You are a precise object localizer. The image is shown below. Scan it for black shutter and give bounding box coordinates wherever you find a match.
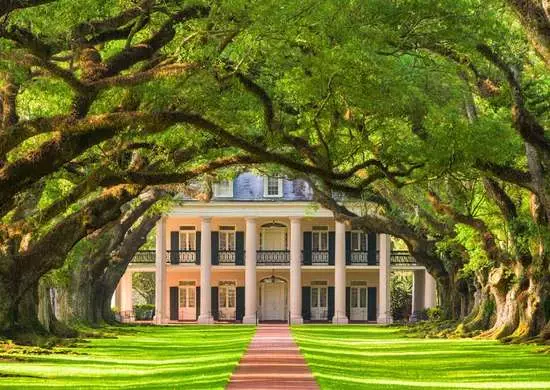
[169,286,179,320]
[345,231,351,265]
[367,233,377,265]
[328,232,335,265]
[195,232,201,265]
[235,232,245,265]
[170,231,179,264]
[302,287,311,321]
[236,287,245,321]
[211,287,219,320]
[346,287,351,320]
[196,286,200,319]
[368,287,377,321]
[211,232,219,265]
[327,286,335,320]
[303,232,312,265]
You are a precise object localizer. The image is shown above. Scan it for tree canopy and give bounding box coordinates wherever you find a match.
[0,0,548,342]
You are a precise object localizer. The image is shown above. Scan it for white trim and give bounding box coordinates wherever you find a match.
[263,177,283,197]
[171,202,336,217]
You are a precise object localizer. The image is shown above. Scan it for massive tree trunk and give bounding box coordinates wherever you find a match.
[37,281,76,337]
[461,271,495,333]
[480,264,548,340]
[0,185,141,335]
[97,214,160,323]
[56,189,162,326]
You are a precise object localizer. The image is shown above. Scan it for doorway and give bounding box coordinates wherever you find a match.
[178,281,196,320]
[350,285,368,321]
[259,276,287,321]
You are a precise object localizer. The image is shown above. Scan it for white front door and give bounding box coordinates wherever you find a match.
[261,228,286,250]
[311,286,328,320]
[262,283,285,320]
[350,286,368,321]
[219,284,236,320]
[179,285,196,320]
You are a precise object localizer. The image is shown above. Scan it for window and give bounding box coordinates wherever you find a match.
[264,177,283,197]
[351,231,366,252]
[311,288,318,308]
[219,226,236,251]
[219,281,236,309]
[179,281,196,308]
[213,180,233,197]
[351,287,359,308]
[312,226,329,251]
[311,281,328,309]
[179,226,196,251]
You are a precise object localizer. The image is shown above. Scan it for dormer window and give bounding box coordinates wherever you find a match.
[214,180,233,198]
[264,177,283,197]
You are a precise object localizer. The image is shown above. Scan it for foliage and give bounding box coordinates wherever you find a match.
[390,272,412,321]
[133,304,155,321]
[132,272,155,305]
[426,307,443,322]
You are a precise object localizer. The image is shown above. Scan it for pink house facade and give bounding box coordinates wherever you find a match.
[116,174,437,324]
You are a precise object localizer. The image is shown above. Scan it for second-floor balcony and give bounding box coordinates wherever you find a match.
[131,249,415,267]
[257,250,290,265]
[167,250,198,264]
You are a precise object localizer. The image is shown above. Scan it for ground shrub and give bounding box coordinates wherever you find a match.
[134,304,155,320]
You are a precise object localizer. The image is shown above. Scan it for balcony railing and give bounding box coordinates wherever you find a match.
[312,251,329,264]
[166,250,197,264]
[257,250,290,265]
[390,250,416,266]
[131,249,417,267]
[131,250,155,263]
[350,251,379,265]
[218,251,236,264]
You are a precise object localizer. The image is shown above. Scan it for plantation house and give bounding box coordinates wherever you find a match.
[116,173,437,324]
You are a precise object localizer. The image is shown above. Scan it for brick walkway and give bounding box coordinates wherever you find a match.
[227,324,319,389]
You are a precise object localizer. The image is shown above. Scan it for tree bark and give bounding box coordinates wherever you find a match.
[97,214,160,323]
[505,0,550,67]
[55,189,162,325]
[0,185,141,334]
[479,265,548,340]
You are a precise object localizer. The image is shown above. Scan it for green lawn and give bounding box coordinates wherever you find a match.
[0,325,255,389]
[292,325,550,390]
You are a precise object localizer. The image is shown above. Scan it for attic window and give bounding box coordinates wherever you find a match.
[264,177,283,197]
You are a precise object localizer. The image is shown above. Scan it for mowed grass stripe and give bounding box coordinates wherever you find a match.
[292,325,550,390]
[0,325,255,389]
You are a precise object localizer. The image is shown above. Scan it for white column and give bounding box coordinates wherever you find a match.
[243,217,257,324]
[198,217,214,324]
[424,270,437,309]
[120,271,133,315]
[411,270,425,320]
[378,233,392,323]
[154,217,166,324]
[113,283,122,310]
[332,220,348,324]
[290,217,303,324]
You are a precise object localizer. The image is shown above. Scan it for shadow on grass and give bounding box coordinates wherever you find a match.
[292,325,550,390]
[0,325,255,389]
